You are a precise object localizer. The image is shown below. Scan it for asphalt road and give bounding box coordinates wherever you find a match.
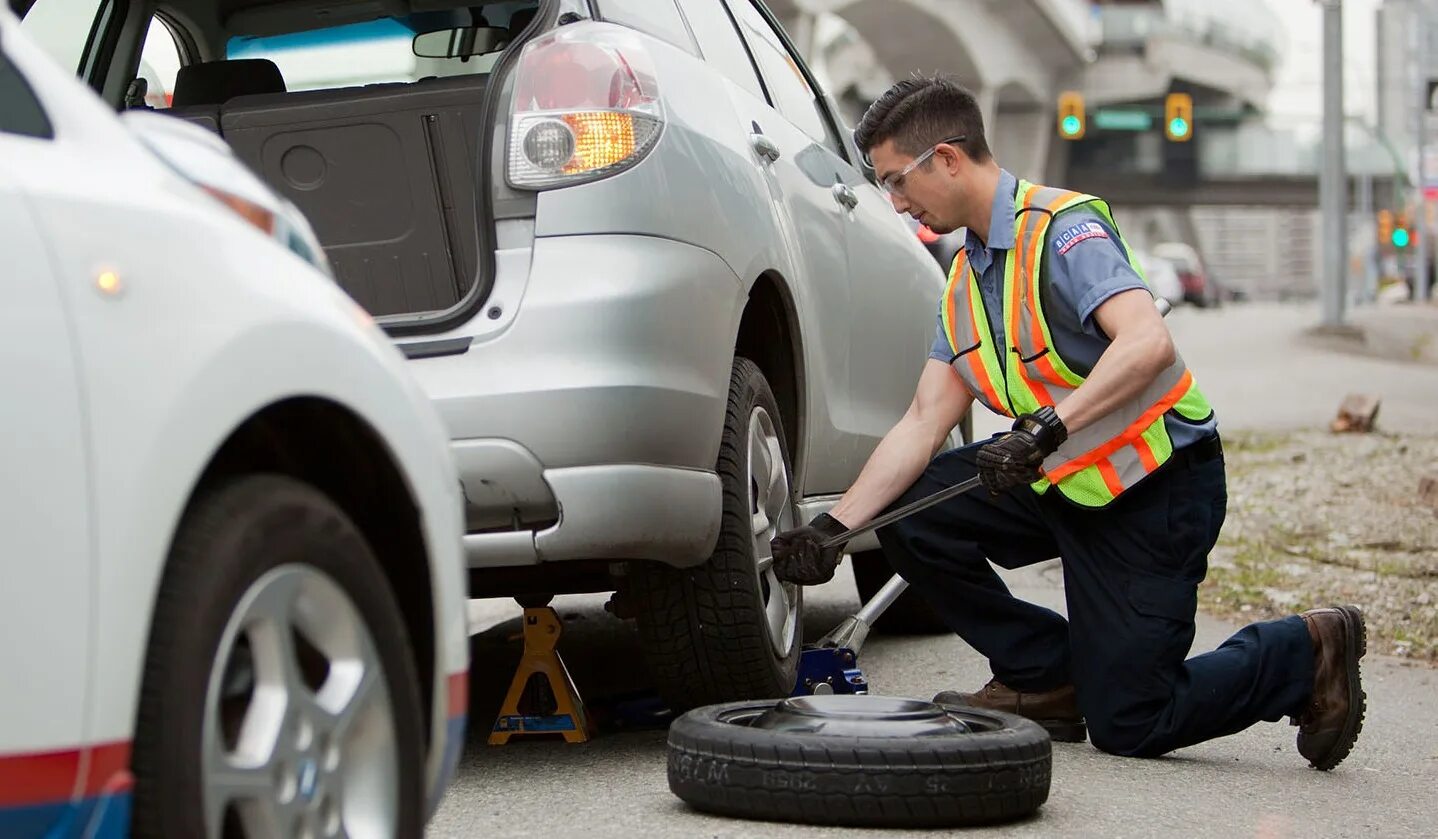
[433,302,1438,837]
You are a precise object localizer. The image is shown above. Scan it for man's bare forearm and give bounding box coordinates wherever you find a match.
[829,415,953,529]
[1055,291,1176,434]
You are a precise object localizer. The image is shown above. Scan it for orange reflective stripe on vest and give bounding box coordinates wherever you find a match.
[938,179,1214,506]
[942,250,1008,415]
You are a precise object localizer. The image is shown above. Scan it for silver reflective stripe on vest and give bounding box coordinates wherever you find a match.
[1040,354,1188,474]
[1004,185,1191,476]
[1103,442,1148,492]
[1012,185,1088,383]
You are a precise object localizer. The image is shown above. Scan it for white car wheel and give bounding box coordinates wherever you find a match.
[131,475,425,839]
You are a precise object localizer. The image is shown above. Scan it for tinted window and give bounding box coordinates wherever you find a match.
[227,14,522,91]
[0,49,53,139]
[724,0,838,153]
[595,0,698,55]
[675,0,763,101]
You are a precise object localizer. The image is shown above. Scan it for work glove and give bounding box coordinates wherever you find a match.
[976,407,1068,495]
[770,513,849,585]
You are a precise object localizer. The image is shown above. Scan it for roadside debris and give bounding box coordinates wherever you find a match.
[1206,431,1438,662]
[1330,394,1381,433]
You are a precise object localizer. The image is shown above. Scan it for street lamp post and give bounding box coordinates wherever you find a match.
[1320,0,1348,326]
[1412,0,1431,302]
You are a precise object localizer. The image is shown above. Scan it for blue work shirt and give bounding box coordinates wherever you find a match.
[929,169,1216,449]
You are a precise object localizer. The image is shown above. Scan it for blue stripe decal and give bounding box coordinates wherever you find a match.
[0,792,130,839]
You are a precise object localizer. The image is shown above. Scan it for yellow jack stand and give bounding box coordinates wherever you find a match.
[489,604,592,745]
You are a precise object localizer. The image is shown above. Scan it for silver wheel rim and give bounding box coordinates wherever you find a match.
[747,405,798,657]
[202,565,398,839]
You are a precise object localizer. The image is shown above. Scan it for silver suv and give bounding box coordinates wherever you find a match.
[44,0,949,707]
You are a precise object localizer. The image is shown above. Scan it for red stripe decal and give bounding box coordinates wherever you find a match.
[84,741,134,797]
[447,671,469,719]
[0,746,82,807]
[0,739,134,807]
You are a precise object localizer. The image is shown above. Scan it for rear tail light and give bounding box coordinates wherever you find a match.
[507,23,663,189]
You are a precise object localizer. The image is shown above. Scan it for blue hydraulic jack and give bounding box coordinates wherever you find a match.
[792,475,984,697]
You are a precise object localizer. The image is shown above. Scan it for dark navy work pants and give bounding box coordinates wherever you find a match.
[876,437,1315,757]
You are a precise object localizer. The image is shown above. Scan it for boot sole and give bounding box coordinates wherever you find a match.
[1309,604,1366,771]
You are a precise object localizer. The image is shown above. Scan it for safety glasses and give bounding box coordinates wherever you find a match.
[872,135,966,196]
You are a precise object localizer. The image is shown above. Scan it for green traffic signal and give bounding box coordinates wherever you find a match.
[1168,117,1189,137]
[1061,115,1082,137]
[1393,227,1411,249]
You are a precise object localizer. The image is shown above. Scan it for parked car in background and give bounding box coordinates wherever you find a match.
[21,0,951,710]
[909,216,964,275]
[1154,241,1221,307]
[1,10,468,836]
[1136,250,1186,308]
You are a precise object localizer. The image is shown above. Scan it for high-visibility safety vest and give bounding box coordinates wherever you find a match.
[941,180,1214,507]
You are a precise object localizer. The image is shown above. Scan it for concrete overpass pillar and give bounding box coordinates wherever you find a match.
[992,106,1053,183]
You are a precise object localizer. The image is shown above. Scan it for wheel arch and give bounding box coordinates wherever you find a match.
[169,396,438,751]
[734,271,808,483]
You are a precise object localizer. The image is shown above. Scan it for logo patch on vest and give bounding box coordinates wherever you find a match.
[1053,221,1109,255]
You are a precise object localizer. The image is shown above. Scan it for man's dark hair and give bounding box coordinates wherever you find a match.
[854,76,991,165]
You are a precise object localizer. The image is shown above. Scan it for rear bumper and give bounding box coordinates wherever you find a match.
[403,234,746,471]
[400,233,744,570]
[457,447,722,569]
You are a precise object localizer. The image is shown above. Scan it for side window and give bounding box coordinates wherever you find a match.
[724,0,841,155]
[594,0,698,55]
[0,49,53,139]
[19,0,110,76]
[674,0,764,102]
[136,18,182,109]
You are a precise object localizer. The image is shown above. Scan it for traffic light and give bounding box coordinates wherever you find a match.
[1057,91,1085,141]
[1378,209,1394,245]
[1393,212,1411,249]
[1164,93,1194,142]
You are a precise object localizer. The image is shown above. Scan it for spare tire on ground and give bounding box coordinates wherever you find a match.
[667,695,1051,828]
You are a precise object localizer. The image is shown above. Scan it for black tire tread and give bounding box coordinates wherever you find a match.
[630,358,799,710]
[131,474,425,839]
[667,701,1051,828]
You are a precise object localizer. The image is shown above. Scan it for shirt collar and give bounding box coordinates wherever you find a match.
[965,169,1019,254]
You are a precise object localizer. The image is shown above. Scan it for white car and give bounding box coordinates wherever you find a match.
[1137,250,1186,308]
[0,10,468,838]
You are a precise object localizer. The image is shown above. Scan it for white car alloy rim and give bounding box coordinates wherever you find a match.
[748,405,799,658]
[202,565,398,839]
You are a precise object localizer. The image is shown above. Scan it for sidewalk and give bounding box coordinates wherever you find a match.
[967,301,1438,437]
[1306,301,1438,367]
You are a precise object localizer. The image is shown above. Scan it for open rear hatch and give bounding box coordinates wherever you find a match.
[171,0,550,328]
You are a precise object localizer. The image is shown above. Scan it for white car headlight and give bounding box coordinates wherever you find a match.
[120,110,331,276]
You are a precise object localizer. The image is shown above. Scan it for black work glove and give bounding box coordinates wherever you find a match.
[771,513,849,585]
[976,407,1068,495]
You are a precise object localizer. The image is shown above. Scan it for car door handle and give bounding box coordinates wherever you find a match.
[749,133,781,164]
[831,183,858,210]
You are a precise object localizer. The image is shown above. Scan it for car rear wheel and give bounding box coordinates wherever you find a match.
[630,358,801,710]
[131,475,425,839]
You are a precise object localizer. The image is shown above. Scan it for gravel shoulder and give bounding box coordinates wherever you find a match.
[1205,430,1438,662]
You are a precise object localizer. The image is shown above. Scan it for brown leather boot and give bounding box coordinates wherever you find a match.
[1293,605,1367,770]
[934,679,1087,742]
